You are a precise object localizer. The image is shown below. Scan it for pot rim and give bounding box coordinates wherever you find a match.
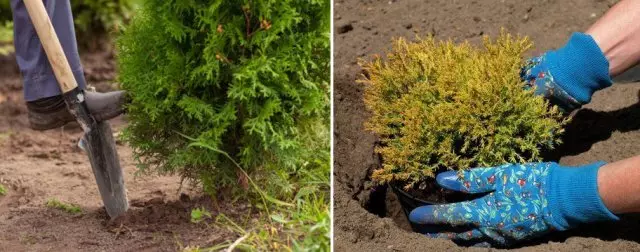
[389,183,441,206]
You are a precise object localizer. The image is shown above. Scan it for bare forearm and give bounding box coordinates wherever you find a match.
[587,0,640,76]
[598,155,640,213]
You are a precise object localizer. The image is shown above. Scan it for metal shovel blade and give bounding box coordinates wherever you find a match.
[21,0,128,219]
[81,121,128,218]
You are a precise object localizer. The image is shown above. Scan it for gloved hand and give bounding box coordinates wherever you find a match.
[520,32,613,113]
[409,162,619,246]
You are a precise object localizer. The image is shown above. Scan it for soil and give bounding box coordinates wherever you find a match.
[334,0,640,251]
[0,50,250,251]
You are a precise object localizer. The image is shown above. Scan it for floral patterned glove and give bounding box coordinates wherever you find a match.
[409,162,619,246]
[520,32,612,113]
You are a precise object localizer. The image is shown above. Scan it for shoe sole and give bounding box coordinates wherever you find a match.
[28,109,75,131]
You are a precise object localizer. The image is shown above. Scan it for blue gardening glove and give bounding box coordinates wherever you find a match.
[520,32,613,113]
[409,162,619,246]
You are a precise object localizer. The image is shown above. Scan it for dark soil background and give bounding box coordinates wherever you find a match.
[333,0,640,251]
[0,49,253,251]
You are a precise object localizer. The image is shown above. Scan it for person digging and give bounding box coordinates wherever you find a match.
[410,0,640,246]
[10,0,129,218]
[10,0,126,131]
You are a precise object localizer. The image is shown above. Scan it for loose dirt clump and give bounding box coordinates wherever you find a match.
[334,0,640,251]
[0,50,251,251]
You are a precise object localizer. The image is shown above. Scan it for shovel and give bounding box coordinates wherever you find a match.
[23,0,128,218]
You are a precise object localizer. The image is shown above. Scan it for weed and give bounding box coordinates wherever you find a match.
[45,199,82,214]
[0,183,6,196]
[190,207,212,224]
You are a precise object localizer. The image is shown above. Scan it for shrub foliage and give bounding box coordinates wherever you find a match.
[117,0,330,194]
[361,33,566,189]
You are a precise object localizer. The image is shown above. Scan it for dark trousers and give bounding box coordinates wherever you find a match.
[11,0,86,101]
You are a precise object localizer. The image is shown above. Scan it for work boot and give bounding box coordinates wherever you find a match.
[27,90,126,131]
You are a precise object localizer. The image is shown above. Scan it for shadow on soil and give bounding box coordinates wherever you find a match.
[545,91,640,161]
[358,92,640,248]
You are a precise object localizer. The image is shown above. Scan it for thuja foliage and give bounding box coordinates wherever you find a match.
[361,33,566,189]
[118,1,330,195]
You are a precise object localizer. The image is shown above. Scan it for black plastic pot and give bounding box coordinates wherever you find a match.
[391,184,473,234]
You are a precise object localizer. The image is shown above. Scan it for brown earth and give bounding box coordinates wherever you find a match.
[333,0,640,251]
[0,51,251,251]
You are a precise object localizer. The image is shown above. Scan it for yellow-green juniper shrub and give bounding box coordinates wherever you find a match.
[360,33,566,189]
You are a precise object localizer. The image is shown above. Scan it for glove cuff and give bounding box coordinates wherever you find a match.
[546,161,619,231]
[546,32,612,104]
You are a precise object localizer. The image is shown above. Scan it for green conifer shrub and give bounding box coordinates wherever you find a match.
[360,33,566,189]
[117,0,330,195]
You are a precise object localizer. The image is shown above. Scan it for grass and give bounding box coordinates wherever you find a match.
[189,192,330,251]
[182,142,330,251]
[0,184,6,196]
[45,199,82,214]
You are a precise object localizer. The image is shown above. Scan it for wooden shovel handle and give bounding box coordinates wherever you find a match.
[23,0,77,93]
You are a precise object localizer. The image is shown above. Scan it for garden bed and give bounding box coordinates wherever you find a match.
[334,0,640,251]
[0,51,251,251]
